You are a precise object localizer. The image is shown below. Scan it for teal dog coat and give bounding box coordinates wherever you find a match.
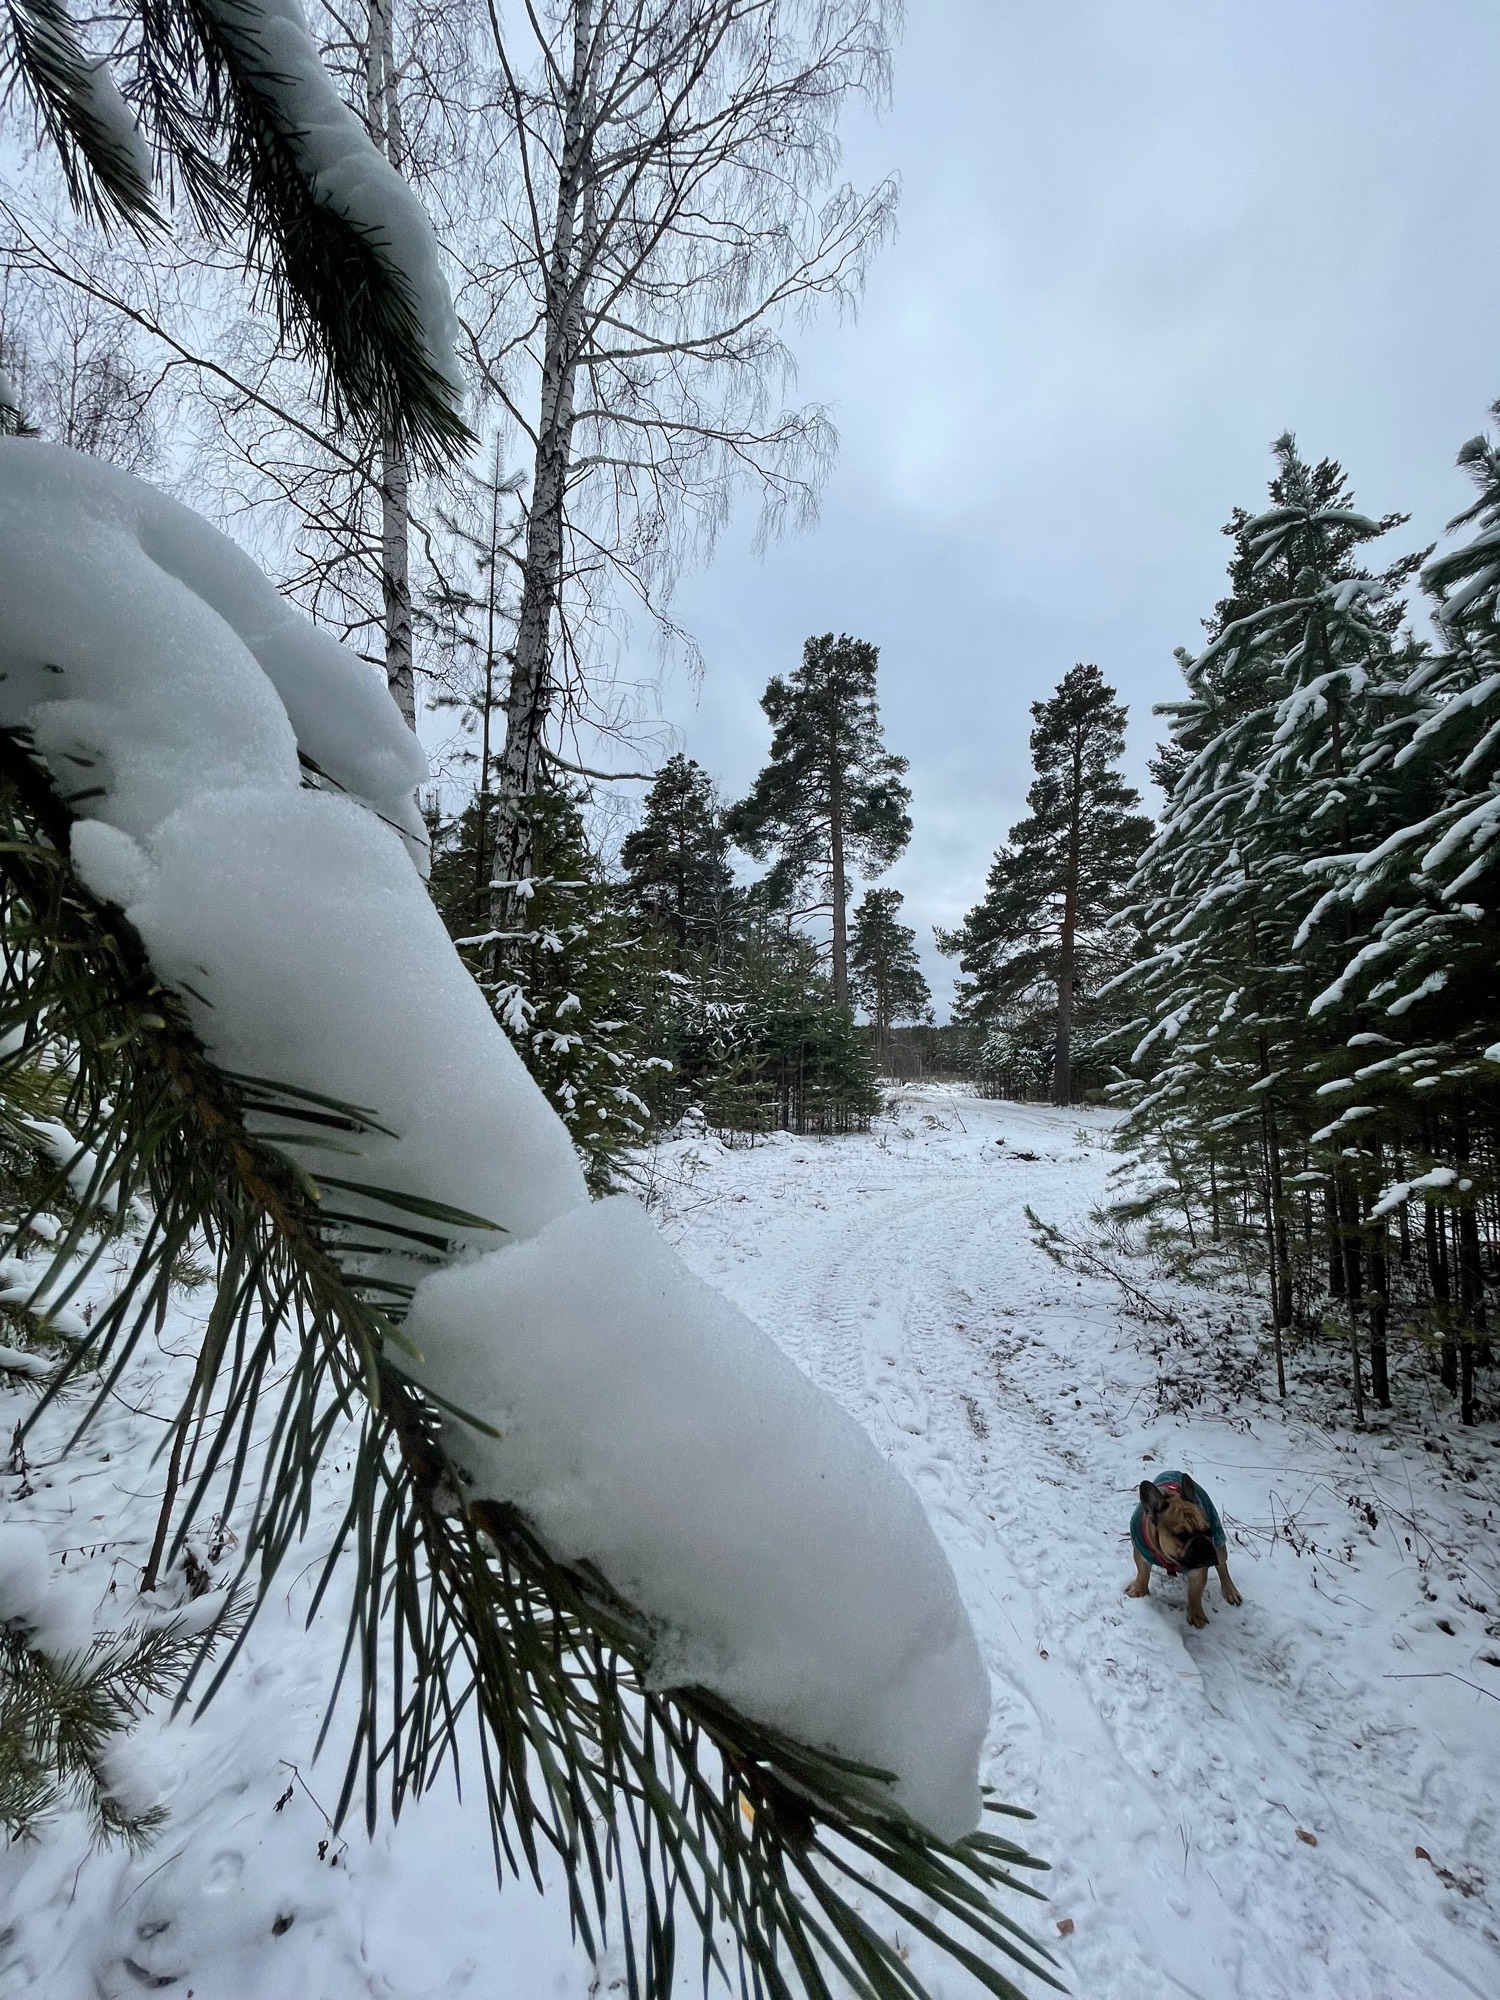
[1130,1471,1226,1576]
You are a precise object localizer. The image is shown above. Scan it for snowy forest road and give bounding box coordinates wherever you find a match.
[660,1092,1500,2000]
[6,1092,1499,2000]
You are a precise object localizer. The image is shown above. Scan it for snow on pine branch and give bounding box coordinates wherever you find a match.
[200,0,463,398]
[0,439,987,1840]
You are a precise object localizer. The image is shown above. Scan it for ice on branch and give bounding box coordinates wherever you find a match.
[0,440,989,1839]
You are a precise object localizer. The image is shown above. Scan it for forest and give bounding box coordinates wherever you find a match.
[1,6,1498,2000]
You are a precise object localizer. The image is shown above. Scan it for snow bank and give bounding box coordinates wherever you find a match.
[0,440,988,1838]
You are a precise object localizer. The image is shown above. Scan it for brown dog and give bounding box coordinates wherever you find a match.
[1126,1470,1242,1628]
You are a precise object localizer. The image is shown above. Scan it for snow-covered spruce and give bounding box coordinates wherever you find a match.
[0,440,988,1839]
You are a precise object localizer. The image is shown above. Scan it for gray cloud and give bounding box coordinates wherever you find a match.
[633,1,1500,1014]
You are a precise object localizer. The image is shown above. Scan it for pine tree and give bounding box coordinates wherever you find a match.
[728,634,911,1004]
[940,665,1151,1106]
[620,755,735,958]
[429,781,658,1193]
[849,889,931,1065]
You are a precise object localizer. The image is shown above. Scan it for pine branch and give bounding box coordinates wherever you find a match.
[0,728,1057,1999]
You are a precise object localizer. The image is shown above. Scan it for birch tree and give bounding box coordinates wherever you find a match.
[467,0,899,920]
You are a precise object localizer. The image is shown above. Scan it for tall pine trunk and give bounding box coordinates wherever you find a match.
[1053,741,1083,1106]
[1457,1116,1485,1425]
[1369,1220,1390,1409]
[367,1,415,730]
[472,439,506,928]
[1426,1197,1457,1392]
[829,723,848,1005]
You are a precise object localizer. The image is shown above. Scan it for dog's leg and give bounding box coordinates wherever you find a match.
[1125,1552,1152,1599]
[1186,1568,1209,1627]
[1216,1551,1242,1607]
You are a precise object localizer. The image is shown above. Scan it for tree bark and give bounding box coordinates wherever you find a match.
[1054,737,1083,1105]
[472,440,505,928]
[829,718,848,1005]
[492,1,595,935]
[1369,1221,1390,1409]
[1272,1112,1296,1408]
[1426,1198,1457,1392]
[1458,1199,1485,1427]
[367,0,415,731]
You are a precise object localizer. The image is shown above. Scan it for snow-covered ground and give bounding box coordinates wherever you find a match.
[5,1089,1500,1998]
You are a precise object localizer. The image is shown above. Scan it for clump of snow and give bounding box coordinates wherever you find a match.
[0,442,427,857]
[75,58,153,191]
[0,439,988,1838]
[115,790,586,1244]
[0,1524,93,1660]
[200,0,463,397]
[406,1199,987,1835]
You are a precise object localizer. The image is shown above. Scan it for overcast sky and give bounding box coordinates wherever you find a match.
[628,1,1500,1017]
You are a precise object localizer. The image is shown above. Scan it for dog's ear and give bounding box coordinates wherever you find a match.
[1139,1479,1166,1519]
[1177,1473,1200,1506]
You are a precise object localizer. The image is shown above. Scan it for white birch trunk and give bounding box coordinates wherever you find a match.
[491,0,595,938]
[367,0,416,732]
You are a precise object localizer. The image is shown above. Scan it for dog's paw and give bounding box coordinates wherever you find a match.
[1223,1580,1243,1607]
[1187,1605,1208,1629]
[1125,1578,1149,1599]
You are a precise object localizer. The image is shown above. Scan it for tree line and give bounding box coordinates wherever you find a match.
[426,628,935,1184]
[942,426,1500,1431]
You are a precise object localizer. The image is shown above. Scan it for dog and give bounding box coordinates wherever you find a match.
[1126,1471,1241,1628]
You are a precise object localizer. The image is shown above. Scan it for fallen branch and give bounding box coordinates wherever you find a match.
[1024,1207,1179,1325]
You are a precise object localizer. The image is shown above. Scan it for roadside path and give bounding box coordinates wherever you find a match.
[660,1092,1500,2000]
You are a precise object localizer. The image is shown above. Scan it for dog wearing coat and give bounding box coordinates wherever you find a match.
[1127,1470,1242,1628]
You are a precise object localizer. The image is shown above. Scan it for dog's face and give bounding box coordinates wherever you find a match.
[1140,1475,1215,1571]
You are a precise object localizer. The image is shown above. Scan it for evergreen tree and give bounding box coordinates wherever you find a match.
[849,889,932,1064]
[620,755,735,957]
[429,781,658,1193]
[1,1,468,457]
[728,634,912,1004]
[1116,436,1424,1413]
[940,664,1151,1105]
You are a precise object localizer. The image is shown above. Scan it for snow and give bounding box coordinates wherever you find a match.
[405,1198,987,1835]
[0,441,427,856]
[199,0,463,396]
[0,1523,93,1660]
[4,1093,1499,1996]
[0,441,986,1837]
[75,58,153,191]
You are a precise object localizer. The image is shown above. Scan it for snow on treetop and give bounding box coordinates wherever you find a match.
[0,439,988,1839]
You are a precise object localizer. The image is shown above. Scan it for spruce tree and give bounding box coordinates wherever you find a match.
[621,754,735,958]
[1117,436,1421,1411]
[429,780,658,1192]
[728,634,912,1004]
[849,888,932,1064]
[940,664,1151,1105]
